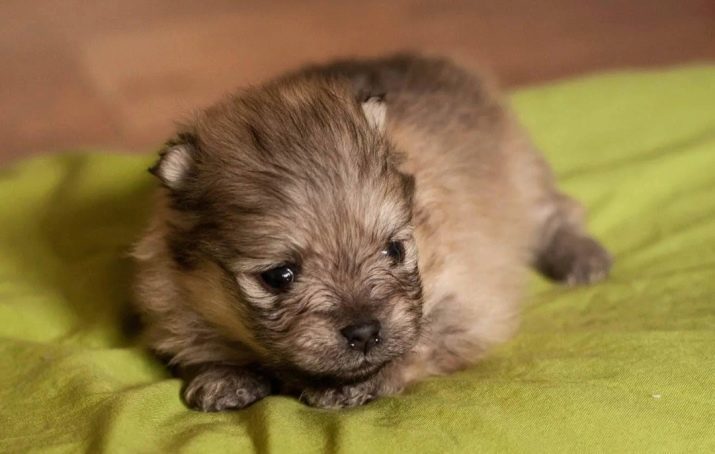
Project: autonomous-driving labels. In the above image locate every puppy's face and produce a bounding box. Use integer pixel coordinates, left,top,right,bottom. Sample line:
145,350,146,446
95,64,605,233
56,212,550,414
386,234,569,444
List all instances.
153,80,423,384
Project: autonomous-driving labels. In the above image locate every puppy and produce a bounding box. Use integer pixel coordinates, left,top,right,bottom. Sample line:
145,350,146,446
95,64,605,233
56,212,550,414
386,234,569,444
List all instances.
132,54,611,410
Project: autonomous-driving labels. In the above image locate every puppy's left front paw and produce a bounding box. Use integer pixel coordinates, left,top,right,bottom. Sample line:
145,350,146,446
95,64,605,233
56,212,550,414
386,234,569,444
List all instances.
300,381,378,409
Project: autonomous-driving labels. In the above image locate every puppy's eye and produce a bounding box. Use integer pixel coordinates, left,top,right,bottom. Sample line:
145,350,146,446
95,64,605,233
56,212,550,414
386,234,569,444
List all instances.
381,240,405,264
260,265,297,292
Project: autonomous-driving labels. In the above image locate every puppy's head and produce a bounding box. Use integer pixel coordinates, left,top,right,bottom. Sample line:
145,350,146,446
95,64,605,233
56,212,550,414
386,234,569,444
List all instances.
151,77,422,384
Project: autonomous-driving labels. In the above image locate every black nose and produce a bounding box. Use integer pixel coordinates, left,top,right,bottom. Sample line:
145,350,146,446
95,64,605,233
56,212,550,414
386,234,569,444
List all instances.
340,319,381,353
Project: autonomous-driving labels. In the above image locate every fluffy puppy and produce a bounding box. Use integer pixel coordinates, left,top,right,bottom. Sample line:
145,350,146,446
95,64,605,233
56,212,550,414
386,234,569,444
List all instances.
132,54,611,410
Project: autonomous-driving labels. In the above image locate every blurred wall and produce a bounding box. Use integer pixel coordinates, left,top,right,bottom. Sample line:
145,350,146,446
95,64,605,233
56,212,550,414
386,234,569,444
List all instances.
1,0,713,164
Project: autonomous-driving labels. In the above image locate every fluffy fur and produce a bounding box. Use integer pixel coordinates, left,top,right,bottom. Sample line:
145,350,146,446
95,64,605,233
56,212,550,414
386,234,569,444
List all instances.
132,54,611,410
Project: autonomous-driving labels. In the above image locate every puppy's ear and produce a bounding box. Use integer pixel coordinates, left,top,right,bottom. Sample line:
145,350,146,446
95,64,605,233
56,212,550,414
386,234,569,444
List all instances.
361,95,386,133
400,172,417,208
149,133,197,190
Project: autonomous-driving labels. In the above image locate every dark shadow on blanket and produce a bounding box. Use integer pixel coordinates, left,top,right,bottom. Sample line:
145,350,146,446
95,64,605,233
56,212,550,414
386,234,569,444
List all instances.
6,154,155,347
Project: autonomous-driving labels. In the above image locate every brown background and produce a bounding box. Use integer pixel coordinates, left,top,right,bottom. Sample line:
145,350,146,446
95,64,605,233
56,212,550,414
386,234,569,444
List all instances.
1,0,713,165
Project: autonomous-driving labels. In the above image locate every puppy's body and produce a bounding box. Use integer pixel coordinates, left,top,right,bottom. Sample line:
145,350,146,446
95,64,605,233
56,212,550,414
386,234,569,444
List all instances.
133,54,610,410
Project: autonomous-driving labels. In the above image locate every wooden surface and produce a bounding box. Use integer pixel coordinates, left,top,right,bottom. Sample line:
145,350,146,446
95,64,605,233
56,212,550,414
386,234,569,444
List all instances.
1,0,713,164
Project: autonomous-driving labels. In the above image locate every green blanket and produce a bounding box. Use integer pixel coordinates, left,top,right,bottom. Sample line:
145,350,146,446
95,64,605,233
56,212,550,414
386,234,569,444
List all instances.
1,67,714,453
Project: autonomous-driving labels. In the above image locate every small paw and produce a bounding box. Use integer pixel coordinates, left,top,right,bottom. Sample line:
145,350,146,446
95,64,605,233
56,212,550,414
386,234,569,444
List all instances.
563,237,612,285
300,381,377,409
539,233,612,286
183,366,270,412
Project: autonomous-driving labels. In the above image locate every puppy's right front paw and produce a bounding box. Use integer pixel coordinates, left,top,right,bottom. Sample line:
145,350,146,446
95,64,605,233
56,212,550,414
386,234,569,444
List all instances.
183,366,271,412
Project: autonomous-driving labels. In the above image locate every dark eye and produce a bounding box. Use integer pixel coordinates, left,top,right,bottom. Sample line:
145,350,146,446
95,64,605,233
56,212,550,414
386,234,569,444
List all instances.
260,265,297,292
381,240,405,264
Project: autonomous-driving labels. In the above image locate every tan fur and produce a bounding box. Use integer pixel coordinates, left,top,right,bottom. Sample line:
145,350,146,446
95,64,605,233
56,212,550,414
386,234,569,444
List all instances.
133,54,611,410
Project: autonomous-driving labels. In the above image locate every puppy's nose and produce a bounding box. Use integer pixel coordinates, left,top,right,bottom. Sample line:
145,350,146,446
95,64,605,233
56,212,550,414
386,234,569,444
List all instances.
340,319,381,353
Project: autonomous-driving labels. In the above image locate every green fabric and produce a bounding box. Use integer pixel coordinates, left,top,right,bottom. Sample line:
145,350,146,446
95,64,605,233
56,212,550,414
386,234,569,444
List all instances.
1,66,714,453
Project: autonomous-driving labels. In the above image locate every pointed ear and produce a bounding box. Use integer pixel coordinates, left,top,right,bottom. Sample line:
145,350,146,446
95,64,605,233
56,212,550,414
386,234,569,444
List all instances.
149,134,196,190
361,95,386,132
